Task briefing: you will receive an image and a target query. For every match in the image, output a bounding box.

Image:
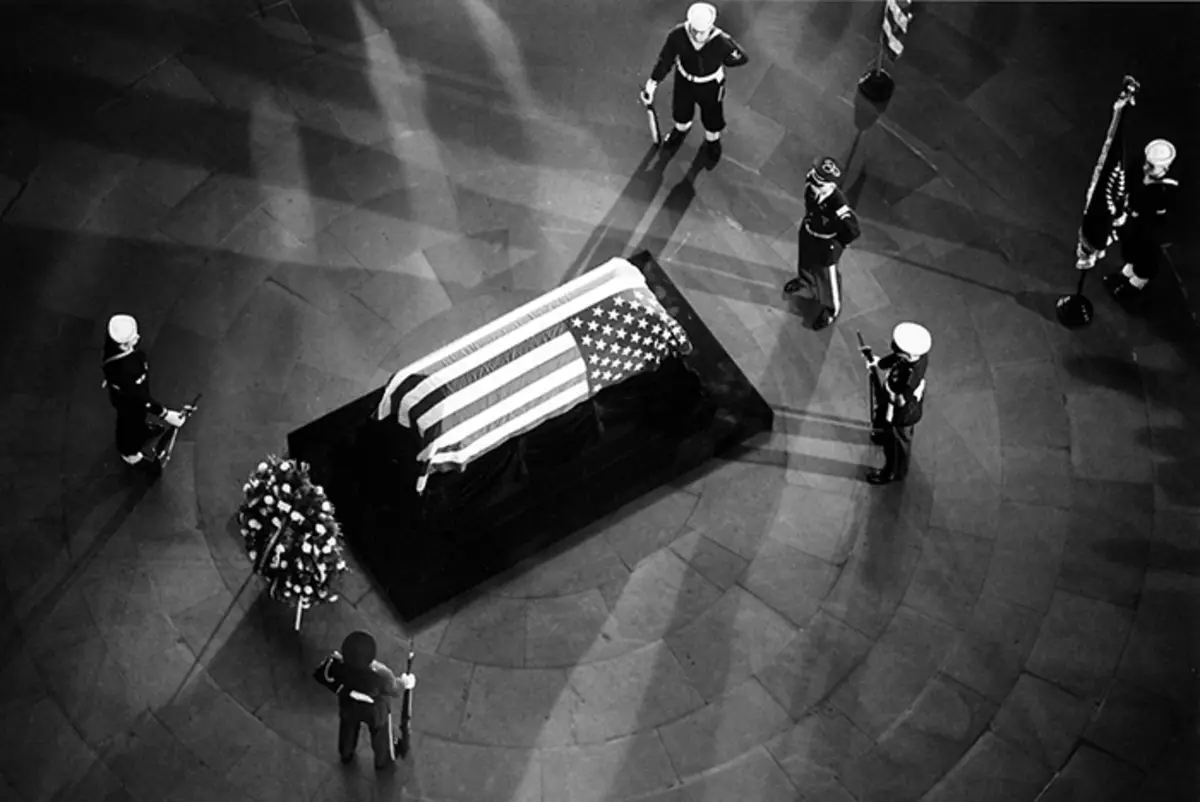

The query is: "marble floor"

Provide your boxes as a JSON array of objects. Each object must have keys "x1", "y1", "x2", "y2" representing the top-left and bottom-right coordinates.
[{"x1": 0, "y1": 1, "x2": 1197, "y2": 800}]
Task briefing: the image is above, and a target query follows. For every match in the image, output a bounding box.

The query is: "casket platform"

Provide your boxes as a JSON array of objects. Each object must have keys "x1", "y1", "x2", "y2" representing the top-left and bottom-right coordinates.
[{"x1": 288, "y1": 251, "x2": 772, "y2": 620}]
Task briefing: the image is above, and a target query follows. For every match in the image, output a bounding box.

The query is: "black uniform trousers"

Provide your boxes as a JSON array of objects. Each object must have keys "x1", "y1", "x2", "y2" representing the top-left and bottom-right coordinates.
[
  {"x1": 338, "y1": 700, "x2": 395, "y2": 769},
  {"x1": 1119, "y1": 222, "x2": 1163, "y2": 282},
  {"x1": 870, "y1": 375, "x2": 914, "y2": 480},
  {"x1": 795, "y1": 226, "x2": 844, "y2": 314},
  {"x1": 672, "y1": 74, "x2": 726, "y2": 132},
  {"x1": 115, "y1": 408, "x2": 166, "y2": 459}
]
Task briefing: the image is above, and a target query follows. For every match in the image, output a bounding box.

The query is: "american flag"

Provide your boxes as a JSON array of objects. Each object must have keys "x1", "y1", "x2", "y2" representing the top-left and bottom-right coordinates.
[
  {"x1": 375, "y1": 258, "x2": 692, "y2": 492},
  {"x1": 881, "y1": 0, "x2": 914, "y2": 60}
]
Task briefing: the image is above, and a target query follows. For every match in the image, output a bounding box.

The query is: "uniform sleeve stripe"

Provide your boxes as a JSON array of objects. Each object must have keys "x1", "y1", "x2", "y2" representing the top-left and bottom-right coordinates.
[{"x1": 836, "y1": 206, "x2": 852, "y2": 218}]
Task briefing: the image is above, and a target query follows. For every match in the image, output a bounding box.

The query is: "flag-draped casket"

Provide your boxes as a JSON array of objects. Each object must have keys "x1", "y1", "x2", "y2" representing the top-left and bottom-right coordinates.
[{"x1": 375, "y1": 258, "x2": 694, "y2": 492}]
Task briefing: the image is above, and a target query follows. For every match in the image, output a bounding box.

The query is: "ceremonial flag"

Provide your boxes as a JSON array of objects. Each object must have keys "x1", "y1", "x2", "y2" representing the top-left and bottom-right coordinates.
[
  {"x1": 376, "y1": 258, "x2": 692, "y2": 492},
  {"x1": 1078, "y1": 93, "x2": 1130, "y2": 255},
  {"x1": 881, "y1": 0, "x2": 915, "y2": 59}
]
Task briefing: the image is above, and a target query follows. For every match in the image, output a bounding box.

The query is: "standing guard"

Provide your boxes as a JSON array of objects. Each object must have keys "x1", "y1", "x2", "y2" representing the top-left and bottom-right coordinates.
[
  {"x1": 860, "y1": 322, "x2": 930, "y2": 485},
  {"x1": 101, "y1": 314, "x2": 185, "y2": 466},
  {"x1": 1103, "y1": 138, "x2": 1179, "y2": 305},
  {"x1": 642, "y1": 3, "x2": 749, "y2": 164},
  {"x1": 785, "y1": 156, "x2": 861, "y2": 330}
]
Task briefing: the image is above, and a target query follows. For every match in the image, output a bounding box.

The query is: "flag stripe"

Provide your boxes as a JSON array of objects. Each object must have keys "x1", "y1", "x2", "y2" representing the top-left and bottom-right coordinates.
[
  {"x1": 419, "y1": 359, "x2": 588, "y2": 461},
  {"x1": 378, "y1": 260, "x2": 642, "y2": 423},
  {"x1": 390, "y1": 264, "x2": 646, "y2": 425},
  {"x1": 419, "y1": 332, "x2": 581, "y2": 446},
  {"x1": 410, "y1": 322, "x2": 570, "y2": 431}
]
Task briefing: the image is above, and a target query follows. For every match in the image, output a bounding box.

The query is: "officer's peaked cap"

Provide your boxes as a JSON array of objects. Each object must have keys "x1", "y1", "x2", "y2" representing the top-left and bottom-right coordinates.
[
  {"x1": 1145, "y1": 139, "x2": 1175, "y2": 169},
  {"x1": 341, "y1": 630, "x2": 377, "y2": 668},
  {"x1": 687, "y1": 3, "x2": 717, "y2": 32},
  {"x1": 812, "y1": 156, "x2": 844, "y2": 185},
  {"x1": 892, "y1": 322, "x2": 931, "y2": 357},
  {"x1": 108, "y1": 314, "x2": 138, "y2": 345}
]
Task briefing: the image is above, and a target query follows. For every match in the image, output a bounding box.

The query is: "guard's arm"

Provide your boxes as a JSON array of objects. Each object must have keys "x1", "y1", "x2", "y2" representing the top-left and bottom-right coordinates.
[
  {"x1": 835, "y1": 203, "x2": 861, "y2": 246},
  {"x1": 722, "y1": 34, "x2": 749, "y2": 67},
  {"x1": 372, "y1": 660, "x2": 402, "y2": 696},
  {"x1": 649, "y1": 29, "x2": 681, "y2": 83}
]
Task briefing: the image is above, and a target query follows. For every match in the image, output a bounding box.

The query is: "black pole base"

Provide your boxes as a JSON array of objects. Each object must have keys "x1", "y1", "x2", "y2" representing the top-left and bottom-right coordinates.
[
  {"x1": 857, "y1": 68, "x2": 895, "y2": 102},
  {"x1": 1056, "y1": 293, "x2": 1095, "y2": 328}
]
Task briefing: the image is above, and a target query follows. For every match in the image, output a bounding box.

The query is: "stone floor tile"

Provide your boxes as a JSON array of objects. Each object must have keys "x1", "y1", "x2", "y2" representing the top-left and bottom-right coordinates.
[
  {"x1": 992, "y1": 671, "x2": 1094, "y2": 770},
  {"x1": 524, "y1": 590, "x2": 624, "y2": 668},
  {"x1": 763, "y1": 483, "x2": 863, "y2": 566},
  {"x1": 1115, "y1": 570, "x2": 1200, "y2": 705},
  {"x1": 1034, "y1": 744, "x2": 1144, "y2": 802},
  {"x1": 0, "y1": 697, "x2": 99, "y2": 802},
  {"x1": 102, "y1": 712, "x2": 205, "y2": 801},
  {"x1": 829, "y1": 607, "x2": 958, "y2": 739},
  {"x1": 765, "y1": 706, "x2": 874, "y2": 797},
  {"x1": 600, "y1": 487, "x2": 698, "y2": 569},
  {"x1": 1083, "y1": 680, "x2": 1186, "y2": 772},
  {"x1": 668, "y1": 530, "x2": 750, "y2": 591},
  {"x1": 1000, "y1": 445, "x2": 1073, "y2": 508},
  {"x1": 683, "y1": 460, "x2": 787, "y2": 560},
  {"x1": 842, "y1": 674, "x2": 995, "y2": 802},
  {"x1": 942, "y1": 591, "x2": 1043, "y2": 703},
  {"x1": 981, "y1": 501, "x2": 1070, "y2": 613},
  {"x1": 494, "y1": 533, "x2": 630, "y2": 598},
  {"x1": 541, "y1": 732, "x2": 679, "y2": 802},
  {"x1": 568, "y1": 642, "x2": 705, "y2": 744},
  {"x1": 647, "y1": 746, "x2": 802, "y2": 802},
  {"x1": 1056, "y1": 508, "x2": 1148, "y2": 609},
  {"x1": 902, "y1": 528, "x2": 992, "y2": 628},
  {"x1": 437, "y1": 596, "x2": 527, "y2": 667},
  {"x1": 222, "y1": 726, "x2": 332, "y2": 802},
  {"x1": 920, "y1": 731, "x2": 1052, "y2": 802},
  {"x1": 458, "y1": 665, "x2": 576, "y2": 748},
  {"x1": 1147, "y1": 510, "x2": 1200, "y2": 575},
  {"x1": 1025, "y1": 591, "x2": 1134, "y2": 700},
  {"x1": 739, "y1": 537, "x2": 840, "y2": 627},
  {"x1": 159, "y1": 675, "x2": 269, "y2": 776},
  {"x1": 657, "y1": 678, "x2": 792, "y2": 778},
  {"x1": 603, "y1": 549, "x2": 723, "y2": 646},
  {"x1": 1067, "y1": 390, "x2": 1154, "y2": 485},
  {"x1": 383, "y1": 651, "x2": 472, "y2": 742},
  {"x1": 664, "y1": 586, "x2": 799, "y2": 702},
  {"x1": 819, "y1": 515, "x2": 924, "y2": 639},
  {"x1": 992, "y1": 360, "x2": 1070, "y2": 450},
  {"x1": 756, "y1": 610, "x2": 874, "y2": 718},
  {"x1": 411, "y1": 736, "x2": 542, "y2": 802}
]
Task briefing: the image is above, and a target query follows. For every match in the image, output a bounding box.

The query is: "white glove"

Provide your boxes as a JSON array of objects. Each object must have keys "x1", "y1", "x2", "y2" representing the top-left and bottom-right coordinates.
[
  {"x1": 400, "y1": 673, "x2": 417, "y2": 690},
  {"x1": 163, "y1": 409, "x2": 185, "y2": 427},
  {"x1": 641, "y1": 79, "x2": 657, "y2": 104},
  {"x1": 1113, "y1": 213, "x2": 1128, "y2": 228}
]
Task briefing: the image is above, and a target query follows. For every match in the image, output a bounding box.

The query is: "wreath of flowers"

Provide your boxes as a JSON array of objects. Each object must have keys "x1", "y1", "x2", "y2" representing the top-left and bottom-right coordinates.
[{"x1": 238, "y1": 455, "x2": 349, "y2": 615}]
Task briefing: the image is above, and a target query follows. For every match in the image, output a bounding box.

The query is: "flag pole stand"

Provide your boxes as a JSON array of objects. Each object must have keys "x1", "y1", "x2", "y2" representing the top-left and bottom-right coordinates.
[
  {"x1": 1055, "y1": 267, "x2": 1094, "y2": 328},
  {"x1": 857, "y1": 42, "x2": 894, "y2": 102},
  {"x1": 1056, "y1": 74, "x2": 1139, "y2": 330}
]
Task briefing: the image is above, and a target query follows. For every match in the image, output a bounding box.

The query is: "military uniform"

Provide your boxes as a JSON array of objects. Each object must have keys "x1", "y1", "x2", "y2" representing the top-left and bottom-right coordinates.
[
  {"x1": 101, "y1": 315, "x2": 168, "y2": 464},
  {"x1": 865, "y1": 323, "x2": 930, "y2": 485},
  {"x1": 644, "y1": 3, "x2": 749, "y2": 162},
  {"x1": 785, "y1": 156, "x2": 861, "y2": 330},
  {"x1": 1104, "y1": 139, "x2": 1180, "y2": 304},
  {"x1": 318, "y1": 631, "x2": 405, "y2": 769}
]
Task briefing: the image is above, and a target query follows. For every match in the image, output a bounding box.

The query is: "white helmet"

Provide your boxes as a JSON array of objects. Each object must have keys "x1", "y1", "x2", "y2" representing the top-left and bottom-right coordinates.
[
  {"x1": 687, "y1": 3, "x2": 717, "y2": 33},
  {"x1": 1144, "y1": 139, "x2": 1176, "y2": 170},
  {"x1": 108, "y1": 314, "x2": 139, "y2": 346},
  {"x1": 892, "y1": 322, "x2": 931, "y2": 357}
]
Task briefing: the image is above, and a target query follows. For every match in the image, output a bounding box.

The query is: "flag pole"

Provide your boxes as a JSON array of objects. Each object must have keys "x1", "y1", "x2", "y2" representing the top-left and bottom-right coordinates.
[
  {"x1": 858, "y1": 1, "x2": 896, "y2": 102},
  {"x1": 1055, "y1": 75, "x2": 1139, "y2": 328}
]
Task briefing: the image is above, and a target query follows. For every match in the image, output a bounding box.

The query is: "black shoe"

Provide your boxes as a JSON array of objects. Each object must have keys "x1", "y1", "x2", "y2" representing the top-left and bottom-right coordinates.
[
  {"x1": 340, "y1": 753, "x2": 354, "y2": 765},
  {"x1": 703, "y1": 138, "x2": 722, "y2": 163},
  {"x1": 783, "y1": 278, "x2": 802, "y2": 294},
  {"x1": 663, "y1": 128, "x2": 687, "y2": 149},
  {"x1": 866, "y1": 469, "x2": 894, "y2": 485},
  {"x1": 1110, "y1": 282, "x2": 1141, "y2": 304},
  {"x1": 870, "y1": 431, "x2": 886, "y2": 445},
  {"x1": 813, "y1": 309, "x2": 837, "y2": 330}
]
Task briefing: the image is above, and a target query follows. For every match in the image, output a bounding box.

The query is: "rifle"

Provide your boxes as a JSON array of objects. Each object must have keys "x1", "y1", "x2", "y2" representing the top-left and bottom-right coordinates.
[
  {"x1": 855, "y1": 332, "x2": 890, "y2": 427},
  {"x1": 397, "y1": 651, "x2": 415, "y2": 758}
]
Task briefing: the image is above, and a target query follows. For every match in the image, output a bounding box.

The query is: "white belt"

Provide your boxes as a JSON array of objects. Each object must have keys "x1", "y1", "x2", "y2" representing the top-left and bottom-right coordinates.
[
  {"x1": 349, "y1": 690, "x2": 375, "y2": 703},
  {"x1": 803, "y1": 220, "x2": 837, "y2": 239},
  {"x1": 675, "y1": 59, "x2": 724, "y2": 83}
]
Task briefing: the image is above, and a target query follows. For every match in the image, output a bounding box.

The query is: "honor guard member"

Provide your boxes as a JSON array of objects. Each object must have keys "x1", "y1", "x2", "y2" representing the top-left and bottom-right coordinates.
[
  {"x1": 785, "y1": 156, "x2": 861, "y2": 330},
  {"x1": 1103, "y1": 138, "x2": 1179, "y2": 305},
  {"x1": 643, "y1": 3, "x2": 749, "y2": 163},
  {"x1": 319, "y1": 631, "x2": 417, "y2": 769},
  {"x1": 101, "y1": 314, "x2": 185, "y2": 465},
  {"x1": 864, "y1": 322, "x2": 930, "y2": 485}
]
